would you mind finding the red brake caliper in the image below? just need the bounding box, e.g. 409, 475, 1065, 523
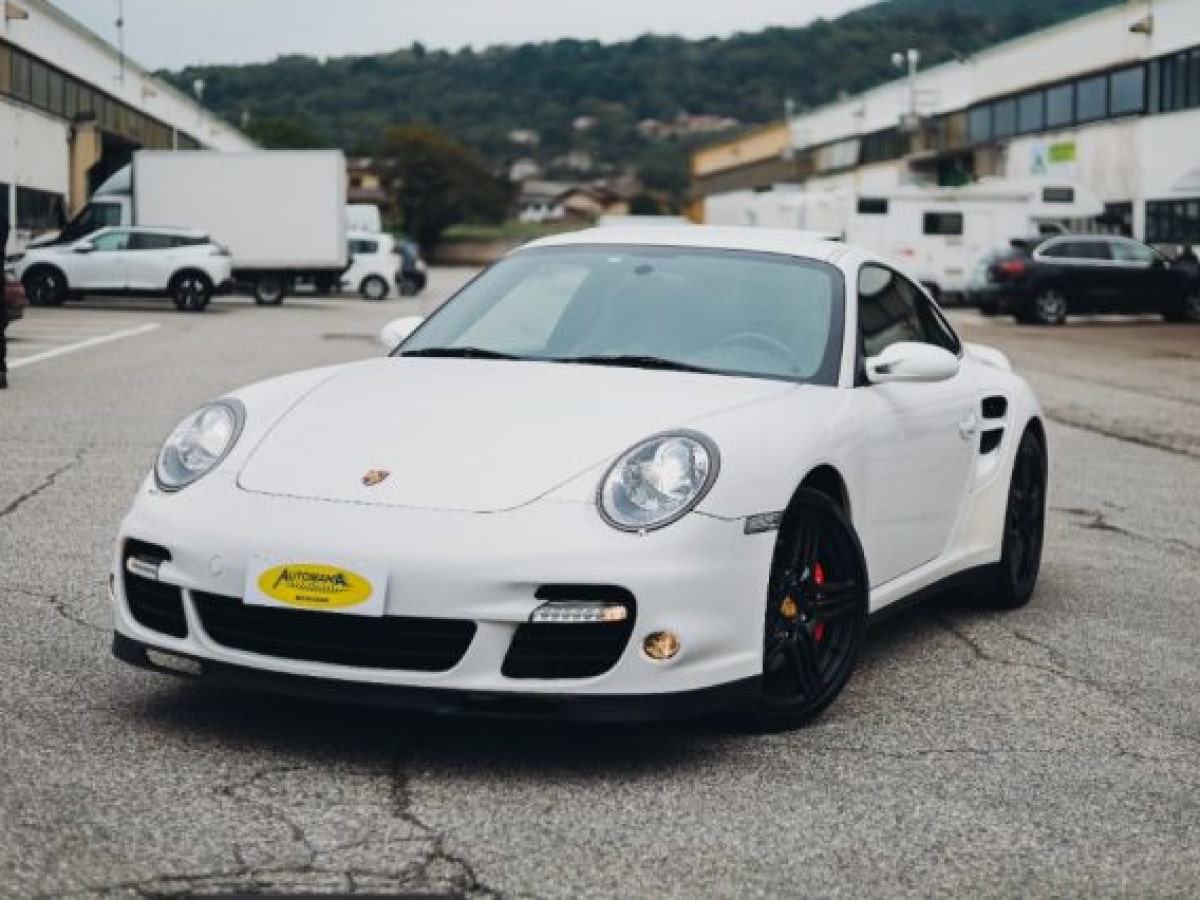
812, 562, 827, 643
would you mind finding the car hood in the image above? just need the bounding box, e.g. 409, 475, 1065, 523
237, 357, 792, 512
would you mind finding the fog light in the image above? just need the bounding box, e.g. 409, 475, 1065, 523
530, 601, 629, 624
643, 630, 681, 661
145, 649, 202, 676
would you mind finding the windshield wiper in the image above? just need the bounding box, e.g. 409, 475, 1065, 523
399, 347, 525, 360
550, 354, 718, 374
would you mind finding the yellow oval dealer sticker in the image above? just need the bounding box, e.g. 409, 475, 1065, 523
257, 563, 374, 611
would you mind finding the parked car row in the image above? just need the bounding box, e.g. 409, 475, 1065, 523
6, 225, 426, 313
967, 234, 1200, 324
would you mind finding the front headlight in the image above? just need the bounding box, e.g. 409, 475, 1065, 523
155, 400, 245, 491
598, 431, 719, 532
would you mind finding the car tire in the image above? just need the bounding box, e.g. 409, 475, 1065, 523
253, 276, 286, 306
1031, 288, 1068, 325
361, 275, 389, 302
979, 428, 1046, 610
399, 275, 421, 297
171, 271, 212, 312
1162, 292, 1200, 323
747, 488, 869, 730
23, 267, 68, 307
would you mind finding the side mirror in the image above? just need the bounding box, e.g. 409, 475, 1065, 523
379, 315, 424, 351
866, 341, 959, 384
74, 242, 95, 254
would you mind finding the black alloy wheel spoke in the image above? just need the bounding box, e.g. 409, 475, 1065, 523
786, 630, 823, 698
809, 580, 860, 620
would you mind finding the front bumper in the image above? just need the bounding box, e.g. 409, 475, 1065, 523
112, 475, 774, 712
113, 633, 760, 721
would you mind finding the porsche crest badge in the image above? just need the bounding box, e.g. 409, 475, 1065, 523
362, 469, 391, 487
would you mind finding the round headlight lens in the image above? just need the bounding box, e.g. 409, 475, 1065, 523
598, 432, 718, 532
155, 401, 244, 491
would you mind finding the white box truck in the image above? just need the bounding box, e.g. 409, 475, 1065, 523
54, 150, 348, 305
706, 179, 1104, 302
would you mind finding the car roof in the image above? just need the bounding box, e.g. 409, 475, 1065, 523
524, 225, 853, 265
88, 225, 209, 238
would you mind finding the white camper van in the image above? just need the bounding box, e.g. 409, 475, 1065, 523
844, 180, 1104, 300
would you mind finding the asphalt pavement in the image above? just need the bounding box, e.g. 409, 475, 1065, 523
0, 276, 1197, 898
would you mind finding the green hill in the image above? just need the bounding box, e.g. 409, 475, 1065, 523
164, 0, 1116, 199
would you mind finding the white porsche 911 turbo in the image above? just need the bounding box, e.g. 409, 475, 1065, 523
112, 226, 1047, 728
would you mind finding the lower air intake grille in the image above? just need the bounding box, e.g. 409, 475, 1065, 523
193, 592, 476, 671
123, 540, 187, 638
503, 586, 636, 679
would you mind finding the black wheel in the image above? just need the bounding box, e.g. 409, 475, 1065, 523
751, 489, 869, 729
361, 275, 389, 302
171, 271, 212, 312
399, 275, 421, 297
23, 267, 68, 306
1162, 293, 1200, 323
1031, 288, 1068, 325
981, 428, 1046, 609
253, 276, 286, 306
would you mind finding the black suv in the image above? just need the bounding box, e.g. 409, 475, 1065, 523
968, 235, 1200, 325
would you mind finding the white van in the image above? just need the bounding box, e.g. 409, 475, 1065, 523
844, 180, 1104, 300
342, 232, 397, 300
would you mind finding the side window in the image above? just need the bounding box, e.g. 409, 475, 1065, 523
128, 232, 174, 251
1040, 241, 1109, 261
922, 212, 964, 236
1108, 241, 1156, 265
858, 265, 959, 360
90, 231, 130, 252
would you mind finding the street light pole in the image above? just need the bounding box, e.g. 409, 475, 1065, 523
891, 47, 920, 118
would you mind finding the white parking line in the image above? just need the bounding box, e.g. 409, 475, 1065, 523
9, 323, 161, 369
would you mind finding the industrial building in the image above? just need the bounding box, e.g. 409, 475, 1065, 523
693, 0, 1200, 245
1, 0, 254, 250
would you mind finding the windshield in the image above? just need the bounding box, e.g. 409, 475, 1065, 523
400, 245, 844, 384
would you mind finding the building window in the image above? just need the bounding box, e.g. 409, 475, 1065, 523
1109, 66, 1145, 116
1145, 199, 1200, 244
922, 212, 963, 236
16, 186, 66, 233
967, 106, 991, 143
992, 98, 1017, 138
1046, 83, 1074, 128
1076, 75, 1107, 122
857, 198, 888, 215
1017, 91, 1044, 133
1042, 187, 1075, 203
860, 128, 902, 164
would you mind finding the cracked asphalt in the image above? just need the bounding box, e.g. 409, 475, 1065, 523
1, 279, 1198, 898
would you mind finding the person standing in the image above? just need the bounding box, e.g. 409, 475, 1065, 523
0, 199, 9, 390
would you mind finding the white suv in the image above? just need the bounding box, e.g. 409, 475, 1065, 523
14, 226, 234, 312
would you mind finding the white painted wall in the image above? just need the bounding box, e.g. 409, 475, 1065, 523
0, 102, 70, 193
787, 0, 1185, 150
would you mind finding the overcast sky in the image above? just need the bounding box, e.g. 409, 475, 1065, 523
50, 0, 874, 70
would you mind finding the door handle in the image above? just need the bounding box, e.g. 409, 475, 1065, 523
958, 413, 979, 440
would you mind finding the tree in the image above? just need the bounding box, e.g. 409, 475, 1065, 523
376, 125, 512, 250
245, 116, 329, 149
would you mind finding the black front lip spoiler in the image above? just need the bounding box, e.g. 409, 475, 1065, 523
113, 633, 761, 723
